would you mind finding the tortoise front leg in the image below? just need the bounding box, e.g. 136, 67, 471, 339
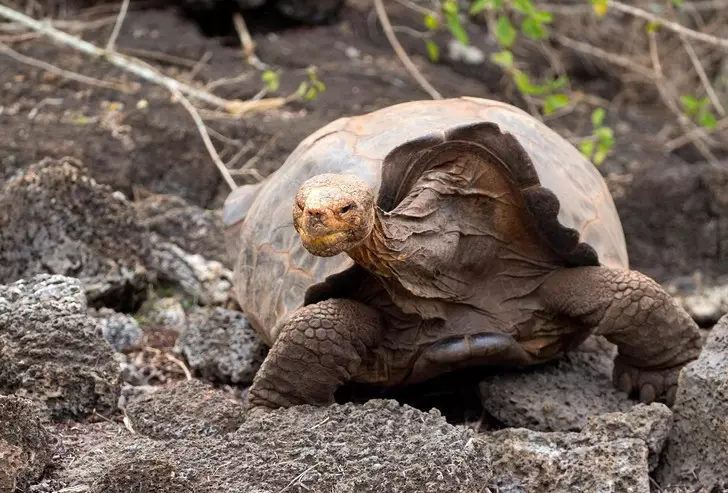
537, 266, 703, 405
244, 299, 385, 413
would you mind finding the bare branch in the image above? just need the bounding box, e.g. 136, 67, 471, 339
0, 4, 280, 113
372, 0, 442, 99
679, 34, 726, 117
105, 0, 129, 51
170, 86, 238, 190
232, 11, 268, 70
0, 40, 135, 92
647, 31, 719, 163
608, 0, 728, 49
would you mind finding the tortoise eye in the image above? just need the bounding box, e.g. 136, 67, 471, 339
339, 203, 356, 214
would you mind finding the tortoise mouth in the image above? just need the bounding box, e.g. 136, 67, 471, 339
297, 229, 352, 257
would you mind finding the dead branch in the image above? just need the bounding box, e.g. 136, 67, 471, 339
169, 86, 238, 190
0, 4, 284, 114
232, 11, 267, 70
647, 31, 719, 163
607, 0, 728, 49
679, 34, 726, 117
372, 0, 442, 99
105, 0, 129, 51
0, 40, 136, 92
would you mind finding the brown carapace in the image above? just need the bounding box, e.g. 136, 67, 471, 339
223, 97, 702, 413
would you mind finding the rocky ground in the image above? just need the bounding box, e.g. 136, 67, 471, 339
1, 0, 728, 491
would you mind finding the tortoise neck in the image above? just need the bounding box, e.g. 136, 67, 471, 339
346, 209, 397, 278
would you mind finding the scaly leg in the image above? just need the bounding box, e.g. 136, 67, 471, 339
244, 298, 385, 413
537, 266, 702, 405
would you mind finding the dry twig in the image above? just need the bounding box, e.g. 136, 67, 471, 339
105, 0, 129, 51
0, 40, 135, 92
679, 34, 726, 117
647, 31, 719, 163
372, 0, 442, 99
608, 0, 728, 49
0, 4, 284, 113
170, 86, 239, 190
232, 11, 267, 70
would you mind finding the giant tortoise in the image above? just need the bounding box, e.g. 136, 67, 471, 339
223, 97, 702, 412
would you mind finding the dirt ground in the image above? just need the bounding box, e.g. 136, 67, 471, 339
1, 0, 728, 491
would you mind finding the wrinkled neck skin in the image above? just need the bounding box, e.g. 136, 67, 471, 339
346, 209, 399, 279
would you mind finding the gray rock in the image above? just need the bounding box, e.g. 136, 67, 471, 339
48, 399, 487, 492
123, 379, 245, 440
92, 308, 143, 352
148, 235, 233, 306
582, 403, 672, 472
0, 395, 57, 492
46, 397, 671, 493
0, 275, 120, 418
481, 403, 671, 493
174, 306, 267, 385
134, 192, 228, 266
655, 314, 728, 491
0, 157, 152, 312
479, 338, 633, 432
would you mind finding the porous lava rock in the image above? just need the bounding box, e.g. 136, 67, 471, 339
134, 192, 228, 266
481, 403, 672, 493
0, 157, 151, 312
479, 337, 634, 432
0, 274, 120, 418
0, 395, 57, 492
123, 379, 245, 439
174, 306, 267, 385
655, 314, 728, 491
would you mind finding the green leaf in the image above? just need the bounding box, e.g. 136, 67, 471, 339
261, 70, 280, 93
680, 94, 701, 115
595, 126, 615, 146
495, 14, 517, 48
490, 49, 514, 68
295, 81, 308, 99
513, 70, 545, 95
531, 10, 553, 23
521, 17, 547, 40
424, 13, 439, 30
698, 110, 718, 129
511, 0, 535, 15
543, 94, 570, 114
468, 0, 489, 15
425, 39, 440, 62
446, 15, 470, 45
672, 0, 684, 6
591, 107, 606, 127
590, 0, 608, 17
645, 20, 661, 33
442, 0, 459, 16
304, 86, 318, 101
545, 75, 568, 91
593, 147, 609, 165
579, 140, 595, 159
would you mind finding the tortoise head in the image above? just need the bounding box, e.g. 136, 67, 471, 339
293, 173, 376, 257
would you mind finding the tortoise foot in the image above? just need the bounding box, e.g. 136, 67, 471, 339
612, 356, 681, 406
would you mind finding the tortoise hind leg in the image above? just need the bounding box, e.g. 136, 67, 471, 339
244, 298, 385, 413
537, 266, 703, 405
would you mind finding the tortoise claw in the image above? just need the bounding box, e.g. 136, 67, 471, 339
612, 356, 682, 407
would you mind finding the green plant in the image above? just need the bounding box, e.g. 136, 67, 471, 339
295, 67, 327, 101
578, 108, 615, 165
261, 70, 280, 93
420, 0, 614, 165
680, 94, 718, 129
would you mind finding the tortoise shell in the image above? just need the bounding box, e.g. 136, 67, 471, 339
224, 97, 628, 346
